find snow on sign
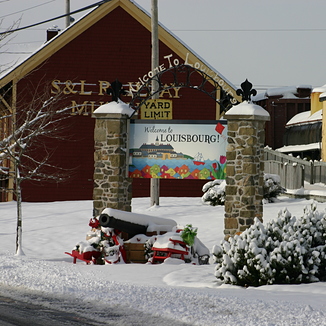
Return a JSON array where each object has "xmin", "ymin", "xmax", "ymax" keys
[{"xmin": 128, "ymin": 120, "xmax": 227, "ymax": 180}]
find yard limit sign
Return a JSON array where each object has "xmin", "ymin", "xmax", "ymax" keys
[{"xmin": 140, "ymin": 99, "xmax": 172, "ymax": 119}]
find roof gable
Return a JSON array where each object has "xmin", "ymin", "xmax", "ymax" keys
[{"xmin": 0, "ymin": 0, "xmax": 239, "ymax": 101}]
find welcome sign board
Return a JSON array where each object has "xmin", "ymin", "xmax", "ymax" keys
[{"xmin": 128, "ymin": 120, "xmax": 227, "ymax": 180}]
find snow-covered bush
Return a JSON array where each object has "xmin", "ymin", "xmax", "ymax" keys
[
  {"xmin": 201, "ymin": 180, "xmax": 226, "ymax": 206},
  {"xmin": 213, "ymin": 203, "xmax": 326, "ymax": 287},
  {"xmin": 202, "ymin": 174, "xmax": 285, "ymax": 206},
  {"xmin": 263, "ymin": 173, "xmax": 286, "ymax": 202}
]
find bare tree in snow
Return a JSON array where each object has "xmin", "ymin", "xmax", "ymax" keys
[
  {"xmin": 0, "ymin": 85, "xmax": 73, "ymax": 255},
  {"xmin": 0, "ymin": 19, "xmax": 75, "ymax": 254},
  {"xmin": 0, "ymin": 18, "xmax": 21, "ymax": 73}
]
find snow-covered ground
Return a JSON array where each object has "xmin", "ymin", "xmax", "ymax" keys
[{"xmin": 1, "ymin": 193, "xmax": 326, "ymax": 325}]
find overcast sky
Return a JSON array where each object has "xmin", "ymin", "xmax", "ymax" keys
[{"xmin": 1, "ymin": 0, "xmax": 326, "ymax": 92}]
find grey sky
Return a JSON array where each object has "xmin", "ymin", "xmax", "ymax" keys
[{"xmin": 1, "ymin": 0, "xmax": 326, "ymax": 92}]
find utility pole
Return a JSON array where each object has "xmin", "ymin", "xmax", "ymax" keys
[
  {"xmin": 150, "ymin": 0, "xmax": 160, "ymax": 206},
  {"xmin": 66, "ymin": 0, "xmax": 71, "ymax": 28}
]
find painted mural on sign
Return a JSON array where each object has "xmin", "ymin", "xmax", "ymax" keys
[{"xmin": 128, "ymin": 120, "xmax": 227, "ymax": 180}]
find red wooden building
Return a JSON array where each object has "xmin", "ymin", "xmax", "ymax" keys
[
  {"xmin": 253, "ymin": 86, "xmax": 312, "ymax": 150},
  {"xmin": 0, "ymin": 0, "xmax": 240, "ymax": 202}
]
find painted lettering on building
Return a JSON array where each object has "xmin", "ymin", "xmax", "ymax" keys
[
  {"xmin": 50, "ymin": 80, "xmax": 180, "ymax": 116},
  {"xmin": 49, "ymin": 51, "xmax": 238, "ymax": 116}
]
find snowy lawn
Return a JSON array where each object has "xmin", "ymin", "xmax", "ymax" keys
[{"xmin": 0, "ymin": 196, "xmax": 326, "ymax": 325}]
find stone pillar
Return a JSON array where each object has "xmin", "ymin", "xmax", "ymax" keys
[
  {"xmin": 92, "ymin": 102, "xmax": 133, "ymax": 216},
  {"xmin": 224, "ymin": 102, "xmax": 270, "ymax": 239}
]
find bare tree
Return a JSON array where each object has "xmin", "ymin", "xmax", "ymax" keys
[
  {"xmin": 0, "ymin": 86, "xmax": 73, "ymax": 255},
  {"xmin": 0, "ymin": 18, "xmax": 21, "ymax": 74},
  {"xmin": 0, "ymin": 19, "xmax": 75, "ymax": 254}
]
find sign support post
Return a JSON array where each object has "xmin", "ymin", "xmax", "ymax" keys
[{"xmin": 150, "ymin": 0, "xmax": 160, "ymax": 206}]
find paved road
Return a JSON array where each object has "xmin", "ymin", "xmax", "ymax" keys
[
  {"xmin": 0, "ymin": 290, "xmax": 190, "ymax": 326},
  {"xmin": 0, "ymin": 294, "xmax": 97, "ymax": 326}
]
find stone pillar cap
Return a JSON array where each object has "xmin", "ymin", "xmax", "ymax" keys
[
  {"xmin": 92, "ymin": 100, "xmax": 134, "ymax": 117},
  {"xmin": 225, "ymin": 101, "xmax": 270, "ymax": 121}
]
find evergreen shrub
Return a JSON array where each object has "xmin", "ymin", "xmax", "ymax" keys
[
  {"xmin": 213, "ymin": 203, "xmax": 326, "ymax": 286},
  {"xmin": 202, "ymin": 174, "xmax": 285, "ymax": 206}
]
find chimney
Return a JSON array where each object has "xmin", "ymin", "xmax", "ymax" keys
[{"xmin": 46, "ymin": 25, "xmax": 61, "ymax": 42}]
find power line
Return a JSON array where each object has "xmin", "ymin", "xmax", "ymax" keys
[
  {"xmin": 0, "ymin": 51, "xmax": 33, "ymax": 54},
  {"xmin": 0, "ymin": 0, "xmax": 111, "ymax": 35},
  {"xmin": 1, "ymin": 41, "xmax": 42, "ymax": 44},
  {"xmin": 0, "ymin": 0, "xmax": 56, "ymax": 19}
]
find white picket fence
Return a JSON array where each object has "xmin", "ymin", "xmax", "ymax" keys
[{"xmin": 264, "ymin": 148, "xmax": 326, "ymax": 189}]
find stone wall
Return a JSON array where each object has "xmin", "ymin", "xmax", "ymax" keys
[
  {"xmin": 93, "ymin": 112, "xmax": 132, "ymax": 216},
  {"xmin": 224, "ymin": 103, "xmax": 270, "ymax": 239}
]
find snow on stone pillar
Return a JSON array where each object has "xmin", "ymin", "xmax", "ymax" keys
[
  {"xmin": 223, "ymin": 87, "xmax": 270, "ymax": 239},
  {"xmin": 92, "ymin": 101, "xmax": 134, "ymax": 216}
]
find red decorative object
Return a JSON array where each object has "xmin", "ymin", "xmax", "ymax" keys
[
  {"xmin": 219, "ymin": 155, "xmax": 226, "ymax": 164},
  {"xmin": 151, "ymin": 238, "xmax": 188, "ymax": 264},
  {"xmin": 65, "ymin": 250, "xmax": 101, "ymax": 264},
  {"xmin": 112, "ymin": 235, "xmax": 127, "ymax": 263},
  {"xmin": 215, "ymin": 122, "xmax": 225, "ymax": 135},
  {"xmin": 89, "ymin": 218, "xmax": 100, "ymax": 229}
]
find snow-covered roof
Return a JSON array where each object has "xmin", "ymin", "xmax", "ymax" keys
[
  {"xmin": 253, "ymin": 85, "xmax": 312, "ymax": 102},
  {"xmin": 276, "ymin": 142, "xmax": 321, "ymax": 153},
  {"xmin": 266, "ymin": 86, "xmax": 308, "ymax": 98},
  {"xmin": 0, "ymin": 0, "xmax": 237, "ymax": 96},
  {"xmin": 312, "ymin": 84, "xmax": 326, "ymax": 93},
  {"xmin": 320, "ymin": 92, "xmax": 326, "ymax": 100},
  {"xmin": 252, "ymin": 91, "xmax": 267, "ymax": 102},
  {"xmin": 286, "ymin": 109, "xmax": 322, "ymax": 127},
  {"xmin": 0, "ymin": 6, "xmax": 93, "ymax": 80}
]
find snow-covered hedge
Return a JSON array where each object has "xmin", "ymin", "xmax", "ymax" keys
[
  {"xmin": 212, "ymin": 203, "xmax": 326, "ymax": 287},
  {"xmin": 202, "ymin": 173, "xmax": 285, "ymax": 206}
]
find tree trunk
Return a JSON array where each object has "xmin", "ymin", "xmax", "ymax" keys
[{"xmin": 15, "ymin": 169, "xmax": 24, "ymax": 255}]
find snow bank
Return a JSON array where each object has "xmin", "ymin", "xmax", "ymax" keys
[{"xmin": 1, "ymin": 197, "xmax": 326, "ymax": 325}]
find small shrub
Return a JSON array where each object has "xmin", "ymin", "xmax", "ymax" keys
[
  {"xmin": 201, "ymin": 180, "xmax": 225, "ymax": 206},
  {"xmin": 213, "ymin": 203, "xmax": 326, "ymax": 286},
  {"xmin": 202, "ymin": 174, "xmax": 285, "ymax": 206},
  {"xmin": 181, "ymin": 224, "xmax": 197, "ymax": 246},
  {"xmin": 263, "ymin": 173, "xmax": 286, "ymax": 202}
]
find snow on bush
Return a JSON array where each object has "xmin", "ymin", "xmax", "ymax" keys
[
  {"xmin": 213, "ymin": 202, "xmax": 326, "ymax": 287},
  {"xmin": 263, "ymin": 173, "xmax": 286, "ymax": 203},
  {"xmin": 202, "ymin": 174, "xmax": 285, "ymax": 206},
  {"xmin": 201, "ymin": 180, "xmax": 226, "ymax": 206}
]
